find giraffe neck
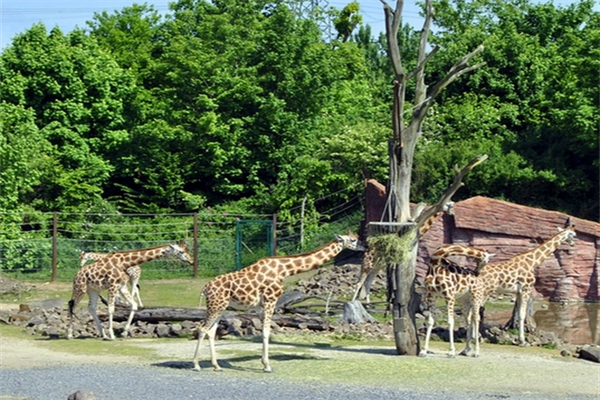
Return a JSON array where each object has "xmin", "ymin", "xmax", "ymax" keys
[
  {"xmin": 428, "ymin": 244, "xmax": 490, "ymax": 275},
  {"xmin": 418, "ymin": 212, "xmax": 443, "ymax": 236},
  {"xmin": 113, "ymin": 245, "xmax": 171, "ymax": 268},
  {"xmin": 431, "ymin": 245, "xmax": 488, "ymax": 263},
  {"xmin": 279, "ymin": 241, "xmax": 343, "ymax": 278},
  {"xmin": 522, "ymin": 231, "xmax": 571, "ymax": 268}
]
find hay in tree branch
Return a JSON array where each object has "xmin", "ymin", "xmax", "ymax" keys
[{"xmin": 367, "ymin": 230, "xmax": 416, "ymax": 269}]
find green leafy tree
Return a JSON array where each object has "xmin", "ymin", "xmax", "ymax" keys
[
  {"xmin": 420, "ymin": 0, "xmax": 599, "ymax": 219},
  {"xmin": 95, "ymin": 0, "xmax": 383, "ymax": 214},
  {"xmin": 0, "ymin": 103, "xmax": 52, "ymax": 212},
  {"xmin": 0, "ymin": 24, "xmax": 135, "ymax": 212}
]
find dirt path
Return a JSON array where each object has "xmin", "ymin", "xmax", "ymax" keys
[
  {"xmin": 1, "ymin": 277, "xmax": 599, "ymax": 398},
  {"xmin": 1, "ymin": 326, "xmax": 599, "ymax": 398}
]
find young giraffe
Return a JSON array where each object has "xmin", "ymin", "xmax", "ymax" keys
[
  {"xmin": 461, "ymin": 224, "xmax": 576, "ymax": 357},
  {"xmin": 419, "ymin": 244, "xmax": 494, "ymax": 358},
  {"xmin": 192, "ymin": 232, "xmax": 365, "ymax": 373},
  {"xmin": 80, "ymin": 251, "xmax": 144, "ymax": 307},
  {"xmin": 68, "ymin": 241, "xmax": 192, "ymax": 340},
  {"xmin": 352, "ymin": 202, "xmax": 454, "ymax": 302}
]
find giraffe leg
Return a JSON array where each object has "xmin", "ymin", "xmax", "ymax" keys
[
  {"xmin": 118, "ymin": 285, "xmax": 138, "ymax": 337},
  {"xmin": 206, "ymin": 323, "xmax": 221, "ymax": 371},
  {"xmin": 193, "ymin": 312, "xmax": 223, "ymax": 372},
  {"xmin": 517, "ymin": 293, "xmax": 530, "ymax": 346},
  {"xmin": 362, "ymin": 269, "xmax": 378, "ymax": 304},
  {"xmin": 446, "ymin": 298, "xmax": 456, "ymax": 358},
  {"xmin": 192, "ymin": 327, "xmax": 207, "ymax": 371},
  {"xmin": 470, "ymin": 301, "xmax": 482, "ymax": 357},
  {"xmin": 104, "ymin": 289, "xmax": 118, "ymax": 341},
  {"xmin": 419, "ymin": 294, "xmax": 435, "ymax": 357},
  {"xmin": 128, "ymin": 267, "xmax": 144, "ymax": 308},
  {"xmin": 459, "ymin": 301, "xmax": 475, "ymax": 357},
  {"xmin": 261, "ymin": 301, "xmax": 276, "ymax": 373},
  {"xmin": 87, "ymin": 290, "xmax": 110, "ymax": 340}
]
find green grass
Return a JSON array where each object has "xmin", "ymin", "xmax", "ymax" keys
[{"xmin": 0, "ymin": 278, "xmax": 210, "ymax": 309}]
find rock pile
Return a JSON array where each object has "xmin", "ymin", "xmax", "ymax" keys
[{"xmin": 1, "ymin": 270, "xmax": 597, "ymax": 363}]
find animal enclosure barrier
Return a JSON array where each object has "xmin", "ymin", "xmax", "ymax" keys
[
  {"xmin": 235, "ymin": 219, "xmax": 275, "ymax": 270},
  {"xmin": 0, "ymin": 212, "xmax": 276, "ymax": 281}
]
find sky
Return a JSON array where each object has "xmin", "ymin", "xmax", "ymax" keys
[
  {"xmin": 0, "ymin": 0, "xmax": 594, "ymax": 50},
  {"xmin": 0, "ymin": 0, "xmax": 429, "ymax": 50}
]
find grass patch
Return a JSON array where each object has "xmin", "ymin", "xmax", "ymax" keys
[
  {"xmin": 0, "ymin": 278, "xmax": 209, "ymax": 309},
  {"xmin": 136, "ymin": 279, "xmax": 208, "ymax": 308}
]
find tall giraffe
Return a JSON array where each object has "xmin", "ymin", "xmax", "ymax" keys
[
  {"xmin": 80, "ymin": 251, "xmax": 144, "ymax": 307},
  {"xmin": 419, "ymin": 244, "xmax": 494, "ymax": 358},
  {"xmin": 67, "ymin": 241, "xmax": 192, "ymax": 340},
  {"xmin": 461, "ymin": 224, "xmax": 576, "ymax": 357},
  {"xmin": 352, "ymin": 202, "xmax": 454, "ymax": 302},
  {"xmin": 192, "ymin": 232, "xmax": 364, "ymax": 372}
]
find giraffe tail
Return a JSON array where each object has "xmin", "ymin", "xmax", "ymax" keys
[{"xmin": 68, "ymin": 299, "xmax": 76, "ymax": 317}]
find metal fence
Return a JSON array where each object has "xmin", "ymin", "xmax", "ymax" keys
[
  {"xmin": 0, "ymin": 212, "xmax": 276, "ymax": 281},
  {"xmin": 0, "ymin": 194, "xmax": 363, "ymax": 282}
]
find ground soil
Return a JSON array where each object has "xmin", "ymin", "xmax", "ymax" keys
[{"xmin": 1, "ymin": 276, "xmax": 599, "ymax": 397}]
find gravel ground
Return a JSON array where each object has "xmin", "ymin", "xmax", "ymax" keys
[
  {"xmin": 1, "ymin": 363, "xmax": 598, "ymax": 400},
  {"xmin": 1, "ymin": 334, "xmax": 598, "ymax": 400}
]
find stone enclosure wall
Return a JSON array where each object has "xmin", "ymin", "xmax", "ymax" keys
[{"xmin": 365, "ymin": 179, "xmax": 600, "ymax": 301}]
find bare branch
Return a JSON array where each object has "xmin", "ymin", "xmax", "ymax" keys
[
  {"xmin": 381, "ymin": 0, "xmax": 404, "ymax": 77},
  {"xmin": 415, "ymin": 0, "xmax": 434, "ymax": 104},
  {"xmin": 427, "ymin": 44, "xmax": 485, "ymax": 101},
  {"xmin": 413, "ymin": 154, "xmax": 488, "ymax": 230},
  {"xmin": 406, "ymin": 45, "xmax": 440, "ymax": 82}
]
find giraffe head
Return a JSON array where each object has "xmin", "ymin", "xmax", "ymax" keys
[
  {"xmin": 335, "ymin": 231, "xmax": 365, "ymax": 252},
  {"xmin": 557, "ymin": 224, "xmax": 576, "ymax": 247},
  {"xmin": 475, "ymin": 250, "xmax": 495, "ymax": 271},
  {"xmin": 443, "ymin": 201, "xmax": 455, "ymax": 216},
  {"xmin": 165, "ymin": 240, "xmax": 193, "ymax": 264},
  {"xmin": 79, "ymin": 251, "xmax": 90, "ymax": 267}
]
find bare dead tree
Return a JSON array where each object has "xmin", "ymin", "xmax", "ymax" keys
[{"xmin": 378, "ymin": 0, "xmax": 487, "ymax": 355}]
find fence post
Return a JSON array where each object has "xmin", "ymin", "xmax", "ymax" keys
[
  {"xmin": 193, "ymin": 213, "xmax": 199, "ymax": 278},
  {"xmin": 272, "ymin": 214, "xmax": 277, "ymax": 256},
  {"xmin": 51, "ymin": 212, "xmax": 58, "ymax": 282}
]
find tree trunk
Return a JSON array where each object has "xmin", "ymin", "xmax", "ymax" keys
[{"xmin": 388, "ymin": 244, "xmax": 420, "ymax": 355}]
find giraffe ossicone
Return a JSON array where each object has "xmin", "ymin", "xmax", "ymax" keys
[
  {"xmin": 192, "ymin": 232, "xmax": 364, "ymax": 373},
  {"xmin": 67, "ymin": 240, "xmax": 192, "ymax": 340}
]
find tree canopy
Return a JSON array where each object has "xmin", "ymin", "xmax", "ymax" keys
[{"xmin": 0, "ymin": 0, "xmax": 597, "ymax": 221}]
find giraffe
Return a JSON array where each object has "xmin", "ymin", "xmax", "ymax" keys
[
  {"xmin": 460, "ymin": 224, "xmax": 576, "ymax": 357},
  {"xmin": 352, "ymin": 202, "xmax": 454, "ymax": 302},
  {"xmin": 67, "ymin": 241, "xmax": 192, "ymax": 340},
  {"xmin": 80, "ymin": 251, "xmax": 144, "ymax": 307},
  {"xmin": 192, "ymin": 232, "xmax": 365, "ymax": 372},
  {"xmin": 419, "ymin": 244, "xmax": 494, "ymax": 358}
]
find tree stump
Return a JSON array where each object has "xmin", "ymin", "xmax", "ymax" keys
[{"xmin": 342, "ymin": 300, "xmax": 376, "ymax": 324}]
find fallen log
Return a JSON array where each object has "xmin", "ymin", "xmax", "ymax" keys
[
  {"xmin": 107, "ymin": 306, "xmax": 330, "ymax": 332},
  {"xmin": 111, "ymin": 306, "xmax": 207, "ymax": 322}
]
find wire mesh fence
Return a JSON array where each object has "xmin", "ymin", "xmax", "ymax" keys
[
  {"xmin": 0, "ymin": 197, "xmax": 363, "ymax": 282},
  {"xmin": 0, "ymin": 212, "xmax": 276, "ymax": 281}
]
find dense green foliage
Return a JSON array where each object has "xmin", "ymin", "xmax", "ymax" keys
[{"xmin": 1, "ymin": 0, "xmax": 597, "ymax": 221}]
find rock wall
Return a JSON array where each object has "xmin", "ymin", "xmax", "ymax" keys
[{"xmin": 364, "ymin": 179, "xmax": 600, "ymax": 301}]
